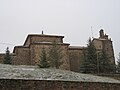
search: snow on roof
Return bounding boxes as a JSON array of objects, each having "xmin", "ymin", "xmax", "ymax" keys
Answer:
[
  {"xmin": 33, "ymin": 42, "xmax": 70, "ymax": 45},
  {"xmin": 28, "ymin": 34, "xmax": 64, "ymax": 38},
  {"xmin": 34, "ymin": 42, "xmax": 52, "ymax": 44}
]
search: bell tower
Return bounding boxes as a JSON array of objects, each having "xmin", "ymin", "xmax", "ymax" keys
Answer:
[{"xmin": 93, "ymin": 29, "xmax": 115, "ymax": 65}]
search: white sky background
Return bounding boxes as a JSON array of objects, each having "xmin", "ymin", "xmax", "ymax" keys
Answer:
[{"xmin": 0, "ymin": 0, "xmax": 120, "ymax": 60}]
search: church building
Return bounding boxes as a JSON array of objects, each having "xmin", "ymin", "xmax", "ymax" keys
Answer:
[{"xmin": 0, "ymin": 30, "xmax": 115, "ymax": 72}]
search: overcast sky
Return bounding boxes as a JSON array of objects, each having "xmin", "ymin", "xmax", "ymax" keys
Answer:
[{"xmin": 0, "ymin": 0, "xmax": 120, "ymax": 60}]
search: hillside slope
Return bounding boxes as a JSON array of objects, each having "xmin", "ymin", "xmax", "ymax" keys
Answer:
[{"xmin": 0, "ymin": 64, "xmax": 120, "ymax": 84}]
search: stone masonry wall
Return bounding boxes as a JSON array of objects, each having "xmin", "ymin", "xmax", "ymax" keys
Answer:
[
  {"xmin": 0, "ymin": 79, "xmax": 120, "ymax": 90},
  {"xmin": 24, "ymin": 35, "xmax": 64, "ymax": 46},
  {"xmin": 103, "ymin": 40, "xmax": 115, "ymax": 64},
  {"xmin": 31, "ymin": 36, "xmax": 63, "ymax": 43},
  {"xmin": 93, "ymin": 39, "xmax": 115, "ymax": 65},
  {"xmin": 69, "ymin": 48, "xmax": 84, "ymax": 72},
  {"xmin": 12, "ymin": 47, "xmax": 30, "ymax": 65},
  {"xmin": 93, "ymin": 39, "xmax": 103, "ymax": 50},
  {"xmin": 30, "ymin": 43, "xmax": 70, "ymax": 70}
]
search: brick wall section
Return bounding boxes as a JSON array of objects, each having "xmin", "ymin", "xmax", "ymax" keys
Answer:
[
  {"xmin": 97, "ymin": 74, "xmax": 120, "ymax": 81},
  {"xmin": 24, "ymin": 35, "xmax": 64, "ymax": 46},
  {"xmin": 102, "ymin": 40, "xmax": 115, "ymax": 64},
  {"xmin": 30, "ymin": 43, "xmax": 70, "ymax": 70},
  {"xmin": 31, "ymin": 36, "xmax": 63, "ymax": 44},
  {"xmin": 69, "ymin": 47, "xmax": 84, "ymax": 72},
  {"xmin": 0, "ymin": 79, "xmax": 120, "ymax": 90},
  {"xmin": 12, "ymin": 46, "xmax": 30, "ymax": 65}
]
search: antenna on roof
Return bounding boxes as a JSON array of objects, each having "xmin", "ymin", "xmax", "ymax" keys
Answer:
[{"xmin": 91, "ymin": 26, "xmax": 93, "ymax": 38}]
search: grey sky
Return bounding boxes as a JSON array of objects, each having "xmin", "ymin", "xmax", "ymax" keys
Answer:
[{"xmin": 0, "ymin": 0, "xmax": 120, "ymax": 60}]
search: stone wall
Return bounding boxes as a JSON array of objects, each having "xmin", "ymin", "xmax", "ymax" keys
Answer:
[
  {"xmin": 24, "ymin": 35, "xmax": 64, "ymax": 46},
  {"xmin": 30, "ymin": 43, "xmax": 70, "ymax": 70},
  {"xmin": 0, "ymin": 79, "xmax": 120, "ymax": 90},
  {"xmin": 93, "ymin": 39, "xmax": 103, "ymax": 50},
  {"xmin": 69, "ymin": 47, "xmax": 84, "ymax": 72},
  {"xmin": 102, "ymin": 40, "xmax": 115, "ymax": 64},
  {"xmin": 12, "ymin": 46, "xmax": 30, "ymax": 65},
  {"xmin": 97, "ymin": 74, "xmax": 120, "ymax": 81},
  {"xmin": 93, "ymin": 38, "xmax": 115, "ymax": 65},
  {"xmin": 31, "ymin": 36, "xmax": 63, "ymax": 43}
]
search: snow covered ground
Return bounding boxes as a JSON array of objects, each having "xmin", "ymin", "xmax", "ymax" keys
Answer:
[{"xmin": 0, "ymin": 64, "xmax": 120, "ymax": 84}]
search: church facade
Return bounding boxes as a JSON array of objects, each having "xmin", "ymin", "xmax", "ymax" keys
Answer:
[{"xmin": 0, "ymin": 30, "xmax": 115, "ymax": 72}]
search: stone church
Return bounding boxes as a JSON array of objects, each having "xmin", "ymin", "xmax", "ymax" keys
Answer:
[{"xmin": 0, "ymin": 30, "xmax": 115, "ymax": 72}]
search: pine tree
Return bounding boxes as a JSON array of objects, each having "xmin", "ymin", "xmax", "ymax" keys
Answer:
[
  {"xmin": 48, "ymin": 41, "xmax": 63, "ymax": 69},
  {"xmin": 116, "ymin": 53, "xmax": 120, "ymax": 73},
  {"xmin": 98, "ymin": 50, "xmax": 115, "ymax": 73},
  {"xmin": 80, "ymin": 38, "xmax": 97, "ymax": 73},
  {"xmin": 4, "ymin": 47, "xmax": 11, "ymax": 64},
  {"xmin": 98, "ymin": 51, "xmax": 108, "ymax": 73},
  {"xmin": 80, "ymin": 49, "xmax": 91, "ymax": 73},
  {"xmin": 117, "ymin": 53, "xmax": 120, "ymax": 67},
  {"xmin": 39, "ymin": 47, "xmax": 50, "ymax": 68}
]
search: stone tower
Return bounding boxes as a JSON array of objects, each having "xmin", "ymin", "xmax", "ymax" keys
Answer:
[{"xmin": 93, "ymin": 29, "xmax": 115, "ymax": 65}]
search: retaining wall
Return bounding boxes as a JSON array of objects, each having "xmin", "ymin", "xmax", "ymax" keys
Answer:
[{"xmin": 0, "ymin": 79, "xmax": 120, "ymax": 90}]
